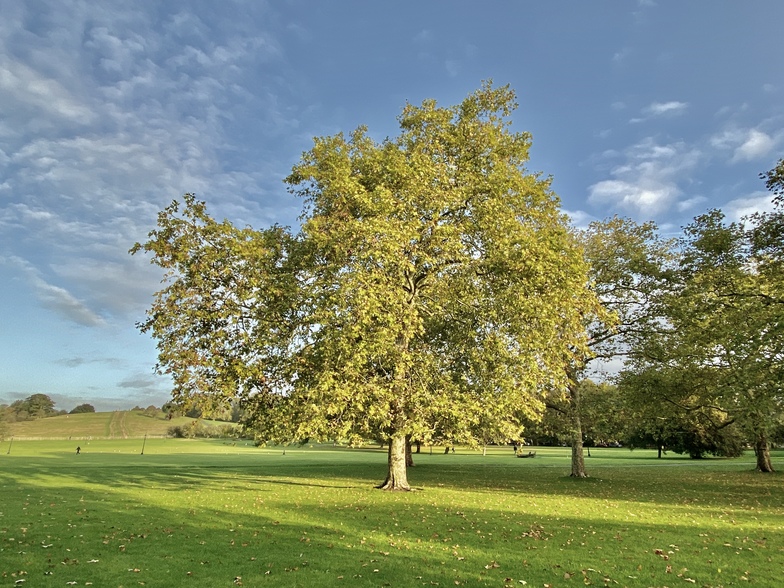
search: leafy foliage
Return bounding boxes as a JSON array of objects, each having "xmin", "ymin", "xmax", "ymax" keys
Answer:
[
  {"xmin": 69, "ymin": 403, "xmax": 96, "ymax": 414},
  {"xmin": 619, "ymin": 162, "xmax": 784, "ymax": 471},
  {"xmin": 4, "ymin": 393, "xmax": 59, "ymax": 421},
  {"xmin": 133, "ymin": 83, "xmax": 601, "ymax": 488}
]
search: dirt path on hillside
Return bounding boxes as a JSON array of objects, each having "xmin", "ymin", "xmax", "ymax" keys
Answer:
[{"xmin": 108, "ymin": 411, "xmax": 130, "ymax": 438}]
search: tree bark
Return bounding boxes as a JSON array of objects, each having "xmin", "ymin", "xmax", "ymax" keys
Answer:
[
  {"xmin": 571, "ymin": 434, "xmax": 587, "ymax": 477},
  {"xmin": 569, "ymin": 384, "xmax": 588, "ymax": 478},
  {"xmin": 377, "ymin": 433, "xmax": 412, "ymax": 490},
  {"xmin": 754, "ymin": 432, "xmax": 774, "ymax": 473},
  {"xmin": 405, "ymin": 435, "xmax": 414, "ymax": 467}
]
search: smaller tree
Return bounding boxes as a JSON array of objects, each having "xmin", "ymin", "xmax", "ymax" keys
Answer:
[
  {"xmin": 70, "ymin": 403, "xmax": 96, "ymax": 414},
  {"xmin": 143, "ymin": 405, "xmax": 160, "ymax": 418}
]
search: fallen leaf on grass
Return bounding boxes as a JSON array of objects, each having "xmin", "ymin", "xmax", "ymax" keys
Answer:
[
  {"xmin": 484, "ymin": 561, "xmax": 500, "ymax": 569},
  {"xmin": 128, "ymin": 568, "xmax": 141, "ymax": 573},
  {"xmin": 653, "ymin": 549, "xmax": 670, "ymax": 560}
]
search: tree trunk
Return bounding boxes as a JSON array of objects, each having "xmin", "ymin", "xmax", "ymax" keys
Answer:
[
  {"xmin": 376, "ymin": 434, "xmax": 411, "ymax": 490},
  {"xmin": 444, "ymin": 446, "xmax": 450, "ymax": 454},
  {"xmin": 569, "ymin": 385, "xmax": 588, "ymax": 478},
  {"xmin": 754, "ymin": 433, "xmax": 774, "ymax": 473},
  {"xmin": 415, "ymin": 440, "xmax": 421, "ymax": 454},
  {"xmin": 405, "ymin": 435, "xmax": 414, "ymax": 467},
  {"xmin": 571, "ymin": 435, "xmax": 587, "ymax": 477}
]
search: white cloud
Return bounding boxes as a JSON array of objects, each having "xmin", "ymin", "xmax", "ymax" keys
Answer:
[
  {"xmin": 564, "ymin": 209, "xmax": 597, "ymax": 230},
  {"xmin": 588, "ymin": 138, "xmax": 701, "ymax": 218},
  {"xmin": 724, "ymin": 191, "xmax": 776, "ymax": 222},
  {"xmin": 710, "ymin": 127, "xmax": 779, "ymax": 162},
  {"xmin": 733, "ymin": 129, "xmax": 776, "ymax": 162},
  {"xmin": 644, "ymin": 101, "xmax": 688, "ymax": 116}
]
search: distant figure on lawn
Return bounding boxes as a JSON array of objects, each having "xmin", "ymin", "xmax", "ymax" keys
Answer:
[{"xmin": 76, "ymin": 446, "xmax": 81, "ymax": 455}]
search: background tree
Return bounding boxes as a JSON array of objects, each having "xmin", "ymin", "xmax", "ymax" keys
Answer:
[
  {"xmin": 621, "ymin": 162, "xmax": 784, "ymax": 472},
  {"xmin": 0, "ymin": 405, "xmax": 8, "ymax": 439},
  {"xmin": 8, "ymin": 394, "xmax": 58, "ymax": 421},
  {"xmin": 547, "ymin": 217, "xmax": 674, "ymax": 476},
  {"xmin": 69, "ymin": 403, "xmax": 96, "ymax": 414},
  {"xmin": 619, "ymin": 367, "xmax": 744, "ymax": 458},
  {"xmin": 537, "ymin": 380, "xmax": 625, "ymax": 454},
  {"xmin": 133, "ymin": 83, "xmax": 600, "ymax": 490}
]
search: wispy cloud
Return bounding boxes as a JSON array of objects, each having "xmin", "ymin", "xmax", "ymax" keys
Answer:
[
  {"xmin": 588, "ymin": 138, "xmax": 701, "ymax": 218},
  {"xmin": 3, "ymin": 256, "xmax": 107, "ymax": 327},
  {"xmin": 118, "ymin": 372, "xmax": 167, "ymax": 393},
  {"xmin": 54, "ymin": 356, "xmax": 125, "ymax": 368},
  {"xmin": 0, "ymin": 2, "xmax": 300, "ymax": 332},
  {"xmin": 644, "ymin": 101, "xmax": 688, "ymax": 116}
]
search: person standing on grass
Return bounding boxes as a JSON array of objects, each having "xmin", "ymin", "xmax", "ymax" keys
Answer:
[{"xmin": 76, "ymin": 446, "xmax": 81, "ymax": 454}]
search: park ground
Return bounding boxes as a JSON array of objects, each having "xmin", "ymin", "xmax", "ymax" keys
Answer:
[{"xmin": 0, "ymin": 439, "xmax": 782, "ymax": 587}]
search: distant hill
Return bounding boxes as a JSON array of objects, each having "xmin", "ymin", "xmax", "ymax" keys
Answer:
[{"xmin": 5, "ymin": 410, "xmax": 234, "ymax": 439}]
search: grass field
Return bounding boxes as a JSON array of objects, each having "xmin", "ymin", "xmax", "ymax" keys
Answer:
[
  {"xmin": 4, "ymin": 411, "xmax": 228, "ymax": 439},
  {"xmin": 0, "ymin": 440, "xmax": 781, "ymax": 587}
]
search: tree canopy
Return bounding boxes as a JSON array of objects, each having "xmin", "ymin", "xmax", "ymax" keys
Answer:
[
  {"xmin": 5, "ymin": 394, "xmax": 58, "ymax": 422},
  {"xmin": 70, "ymin": 403, "xmax": 96, "ymax": 414},
  {"xmin": 618, "ymin": 160, "xmax": 784, "ymax": 472},
  {"xmin": 133, "ymin": 83, "xmax": 601, "ymax": 489}
]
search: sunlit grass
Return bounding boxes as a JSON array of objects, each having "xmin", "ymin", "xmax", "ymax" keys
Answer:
[
  {"xmin": 5, "ymin": 411, "xmax": 228, "ymax": 439},
  {"xmin": 1, "ymin": 440, "xmax": 781, "ymax": 587}
]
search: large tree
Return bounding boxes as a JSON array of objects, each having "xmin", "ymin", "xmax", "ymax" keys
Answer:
[
  {"xmin": 8, "ymin": 393, "xmax": 57, "ymax": 421},
  {"xmin": 133, "ymin": 83, "xmax": 599, "ymax": 489}
]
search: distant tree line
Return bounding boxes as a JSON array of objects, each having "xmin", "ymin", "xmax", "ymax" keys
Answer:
[{"xmin": 0, "ymin": 394, "xmax": 97, "ymax": 425}]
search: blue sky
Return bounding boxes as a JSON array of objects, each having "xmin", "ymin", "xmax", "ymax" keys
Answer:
[{"xmin": 1, "ymin": 1, "xmax": 782, "ymax": 412}]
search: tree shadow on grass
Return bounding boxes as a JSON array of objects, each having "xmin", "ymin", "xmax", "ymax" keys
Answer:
[{"xmin": 0, "ymin": 460, "xmax": 780, "ymax": 588}]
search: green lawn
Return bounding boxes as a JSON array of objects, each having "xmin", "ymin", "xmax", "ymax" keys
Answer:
[{"xmin": 0, "ymin": 440, "xmax": 781, "ymax": 587}]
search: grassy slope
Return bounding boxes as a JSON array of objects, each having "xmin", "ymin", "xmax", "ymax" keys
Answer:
[
  {"xmin": 0, "ymin": 441, "xmax": 781, "ymax": 587},
  {"xmin": 5, "ymin": 411, "xmax": 229, "ymax": 439}
]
